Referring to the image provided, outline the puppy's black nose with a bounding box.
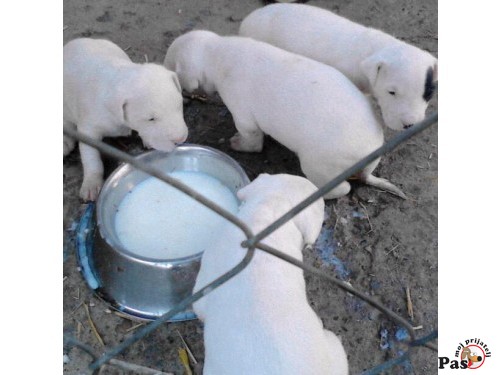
[403,124,414,129]
[477,356,482,361]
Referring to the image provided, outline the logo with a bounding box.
[460,346,485,369]
[439,338,492,370]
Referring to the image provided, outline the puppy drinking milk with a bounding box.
[239,3,438,130]
[165,30,405,199]
[64,38,188,201]
[193,173,348,375]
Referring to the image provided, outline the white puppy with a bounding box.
[193,173,348,375]
[64,38,188,201]
[165,30,405,199]
[239,3,438,130]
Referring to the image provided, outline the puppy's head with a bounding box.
[164,30,219,95]
[120,64,188,152]
[360,45,438,131]
[237,174,325,246]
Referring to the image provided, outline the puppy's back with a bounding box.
[64,38,130,65]
[214,36,383,153]
[63,38,133,120]
[239,4,396,86]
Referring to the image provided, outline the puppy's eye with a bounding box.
[388,91,396,96]
[148,117,156,122]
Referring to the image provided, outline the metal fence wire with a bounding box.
[63,111,438,375]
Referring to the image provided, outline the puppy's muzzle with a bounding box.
[174,134,188,144]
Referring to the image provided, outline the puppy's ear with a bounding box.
[171,72,182,93]
[105,92,127,124]
[360,53,385,88]
[291,198,325,246]
[238,174,324,245]
[236,174,272,202]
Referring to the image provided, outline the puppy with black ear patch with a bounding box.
[64,38,188,201]
[193,173,348,375]
[240,3,438,130]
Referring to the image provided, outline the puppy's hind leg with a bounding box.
[320,180,351,200]
[300,158,351,200]
[359,159,407,199]
[229,114,264,152]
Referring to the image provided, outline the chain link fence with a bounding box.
[63,111,438,374]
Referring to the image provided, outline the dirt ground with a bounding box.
[63,0,438,374]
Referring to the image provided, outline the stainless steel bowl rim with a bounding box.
[96,144,250,264]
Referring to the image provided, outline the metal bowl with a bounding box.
[76,145,250,321]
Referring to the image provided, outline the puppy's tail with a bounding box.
[361,174,408,200]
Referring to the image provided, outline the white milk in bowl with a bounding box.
[114,170,239,259]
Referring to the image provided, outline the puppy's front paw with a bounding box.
[230,133,243,150]
[230,132,263,152]
[79,175,103,201]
